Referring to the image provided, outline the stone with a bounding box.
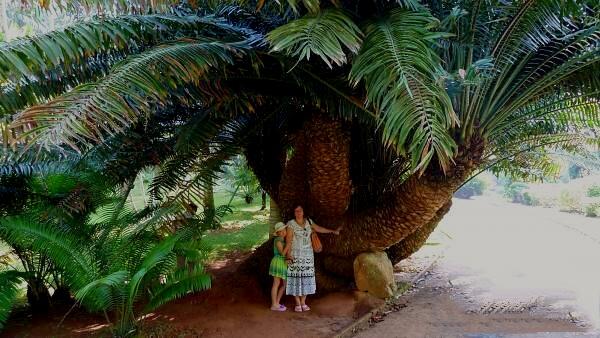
[353,251,397,299]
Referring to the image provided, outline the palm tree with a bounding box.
[222,155,261,204]
[1,0,598,291]
[0,168,226,334]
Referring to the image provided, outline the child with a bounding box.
[269,222,289,311]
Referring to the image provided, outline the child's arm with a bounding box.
[281,240,290,256]
[275,240,285,255]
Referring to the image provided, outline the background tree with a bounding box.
[222,155,261,205]
[0,0,598,293]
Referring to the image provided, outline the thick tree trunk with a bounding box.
[260,190,267,210]
[386,200,452,265]
[242,113,483,295]
[277,130,310,220]
[27,280,51,312]
[203,179,215,210]
[202,144,215,210]
[305,116,351,224]
[268,198,281,235]
[320,175,462,258]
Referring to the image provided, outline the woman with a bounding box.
[284,205,340,312]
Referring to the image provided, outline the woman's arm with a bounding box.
[311,222,341,235]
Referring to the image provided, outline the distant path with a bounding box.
[356,197,600,338]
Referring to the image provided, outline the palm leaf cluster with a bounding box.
[0,166,227,333]
[0,0,595,181]
[0,0,598,333]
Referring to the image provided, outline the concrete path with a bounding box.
[356,197,600,338]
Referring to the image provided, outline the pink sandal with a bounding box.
[294,305,303,312]
[301,304,310,311]
[271,305,286,312]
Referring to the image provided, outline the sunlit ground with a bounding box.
[437,195,600,330]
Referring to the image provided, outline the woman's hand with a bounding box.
[312,223,342,235]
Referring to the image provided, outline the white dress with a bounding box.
[285,219,316,296]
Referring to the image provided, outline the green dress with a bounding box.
[269,237,288,279]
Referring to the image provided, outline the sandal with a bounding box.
[271,305,286,312]
[279,304,287,311]
[294,305,303,312]
[301,304,310,311]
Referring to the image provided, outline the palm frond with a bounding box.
[11,39,245,152]
[490,91,600,142]
[0,270,25,330]
[0,215,99,291]
[483,132,597,181]
[127,232,183,310]
[483,39,600,131]
[74,270,128,312]
[267,9,362,68]
[0,14,241,84]
[0,13,248,118]
[150,114,259,208]
[350,9,457,172]
[489,150,563,182]
[145,266,211,312]
[469,1,599,129]
[19,0,178,14]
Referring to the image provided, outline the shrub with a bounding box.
[587,185,600,198]
[585,204,598,217]
[502,181,528,203]
[455,176,488,199]
[522,192,539,206]
[536,195,558,208]
[558,190,583,213]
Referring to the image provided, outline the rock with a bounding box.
[353,251,397,299]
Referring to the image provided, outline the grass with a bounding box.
[202,222,269,261]
[201,191,270,261]
[126,178,271,262]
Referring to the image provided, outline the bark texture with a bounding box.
[242,113,485,293]
[305,116,351,224]
[203,179,215,210]
[386,200,452,265]
[268,198,281,235]
[320,175,462,258]
[277,130,310,220]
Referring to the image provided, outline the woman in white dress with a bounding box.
[284,205,340,312]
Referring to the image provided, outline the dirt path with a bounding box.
[2,251,383,338]
[4,197,599,337]
[142,252,383,338]
[355,197,600,338]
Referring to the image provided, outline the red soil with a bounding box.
[2,252,380,338]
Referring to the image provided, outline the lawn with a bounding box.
[202,191,270,261]
[127,176,271,262]
[124,170,271,262]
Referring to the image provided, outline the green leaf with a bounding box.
[11,39,244,152]
[350,9,457,173]
[267,9,362,68]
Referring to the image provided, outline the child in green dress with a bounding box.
[269,222,289,311]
